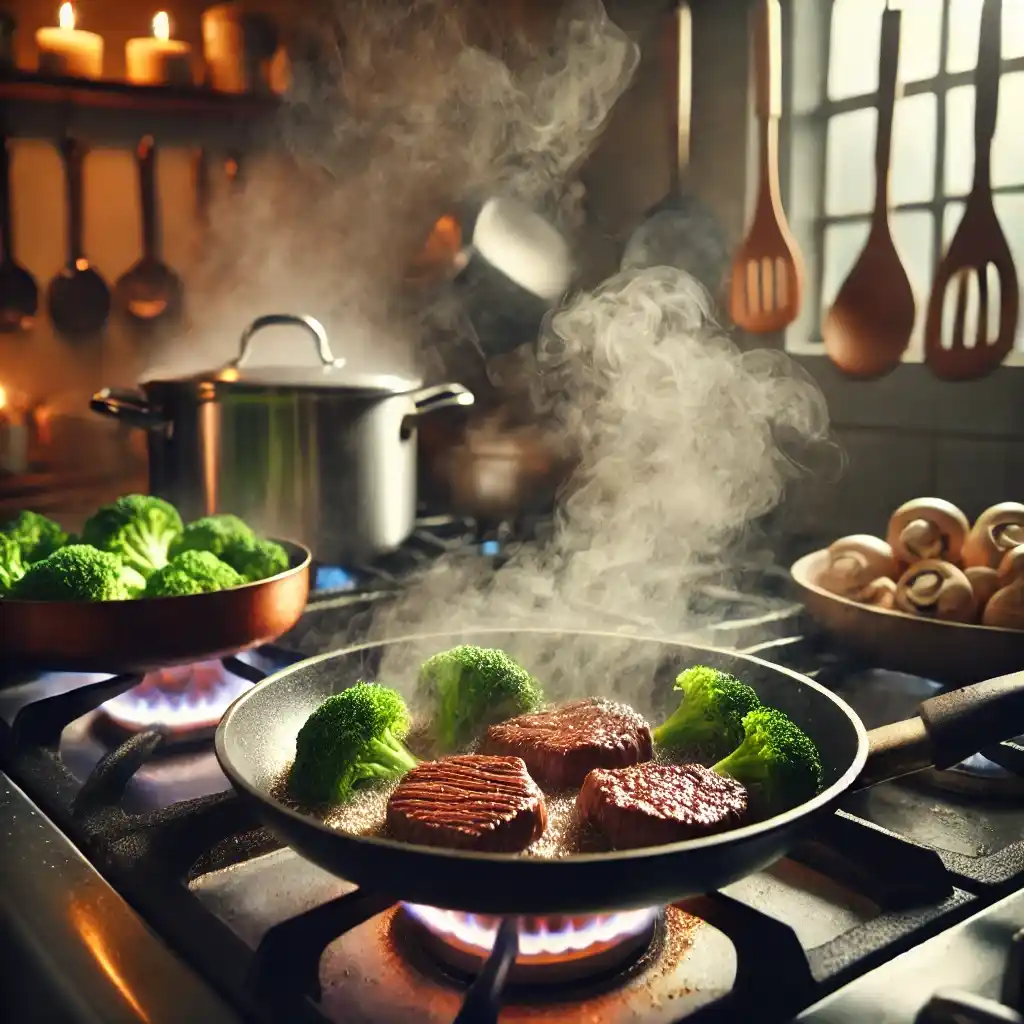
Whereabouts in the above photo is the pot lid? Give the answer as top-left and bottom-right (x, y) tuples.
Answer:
(156, 314), (422, 392)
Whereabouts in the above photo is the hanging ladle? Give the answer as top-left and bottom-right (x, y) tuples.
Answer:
(46, 136), (111, 339)
(0, 135), (38, 332)
(114, 136), (184, 327)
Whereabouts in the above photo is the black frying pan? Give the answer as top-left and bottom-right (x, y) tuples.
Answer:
(215, 628), (1024, 915)
(0, 539), (310, 678)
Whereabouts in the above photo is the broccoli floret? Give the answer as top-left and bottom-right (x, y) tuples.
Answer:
(418, 645), (544, 751)
(221, 536), (289, 582)
(13, 544), (141, 601)
(653, 665), (762, 763)
(169, 514), (256, 560)
(712, 707), (824, 813)
(0, 533), (27, 595)
(143, 550), (244, 597)
(2, 510), (70, 563)
(81, 494), (183, 578)
(288, 682), (419, 804)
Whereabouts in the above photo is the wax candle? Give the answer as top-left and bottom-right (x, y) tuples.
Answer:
(126, 12), (193, 87)
(36, 4), (103, 79)
(202, 3), (245, 93)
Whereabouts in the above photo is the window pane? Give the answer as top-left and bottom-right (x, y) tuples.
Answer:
(899, 0), (943, 82)
(1007, 0), (1024, 58)
(993, 73), (1024, 188)
(829, 0), (884, 99)
(947, 0), (982, 73)
(993, 194), (1024, 349)
(821, 220), (870, 313)
(942, 200), (966, 245)
(890, 210), (935, 350)
(945, 86), (975, 195)
(826, 108), (878, 215)
(891, 92), (937, 204)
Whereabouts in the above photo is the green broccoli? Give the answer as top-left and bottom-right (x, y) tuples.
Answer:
(13, 544), (144, 601)
(143, 550), (244, 597)
(169, 514), (256, 560)
(288, 682), (419, 804)
(712, 707), (824, 814)
(81, 494), (184, 578)
(418, 645), (544, 752)
(0, 533), (27, 595)
(2, 510), (70, 563)
(653, 665), (762, 763)
(221, 536), (289, 582)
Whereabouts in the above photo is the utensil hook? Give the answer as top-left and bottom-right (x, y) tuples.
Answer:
(233, 314), (345, 370)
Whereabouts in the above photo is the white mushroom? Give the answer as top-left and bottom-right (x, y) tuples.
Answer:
(962, 502), (1024, 569)
(982, 578), (1024, 631)
(816, 535), (898, 598)
(886, 498), (971, 567)
(850, 577), (897, 610)
(997, 545), (1024, 587)
(965, 566), (1001, 610)
(894, 559), (978, 623)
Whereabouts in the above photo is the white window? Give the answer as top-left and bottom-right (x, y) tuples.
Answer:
(784, 0), (1024, 364)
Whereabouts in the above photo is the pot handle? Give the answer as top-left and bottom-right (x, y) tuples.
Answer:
(410, 383), (476, 416)
(855, 670), (1024, 790)
(90, 388), (167, 430)
(234, 314), (345, 370)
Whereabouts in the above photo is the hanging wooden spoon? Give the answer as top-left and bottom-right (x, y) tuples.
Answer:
(46, 136), (111, 340)
(0, 135), (38, 332)
(114, 136), (184, 327)
(822, 7), (915, 378)
(728, 0), (804, 333)
(924, 0), (1019, 380)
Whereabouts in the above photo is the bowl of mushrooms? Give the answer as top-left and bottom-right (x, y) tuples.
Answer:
(790, 499), (1024, 686)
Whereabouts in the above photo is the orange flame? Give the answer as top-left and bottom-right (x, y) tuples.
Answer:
(152, 11), (170, 41)
(58, 2), (75, 30)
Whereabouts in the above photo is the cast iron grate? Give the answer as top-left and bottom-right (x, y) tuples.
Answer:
(0, 647), (993, 1024)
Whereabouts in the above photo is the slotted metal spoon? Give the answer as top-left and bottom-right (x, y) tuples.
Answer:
(924, 0), (1019, 381)
(728, 0), (804, 334)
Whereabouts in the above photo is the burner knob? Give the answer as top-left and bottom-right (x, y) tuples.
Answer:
(916, 990), (1024, 1024)
(1003, 929), (1024, 1011)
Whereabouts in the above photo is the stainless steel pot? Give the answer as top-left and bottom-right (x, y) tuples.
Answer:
(90, 313), (474, 565)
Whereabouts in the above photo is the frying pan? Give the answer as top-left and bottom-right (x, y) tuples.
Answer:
(792, 550), (1024, 686)
(0, 539), (310, 678)
(216, 628), (1024, 915)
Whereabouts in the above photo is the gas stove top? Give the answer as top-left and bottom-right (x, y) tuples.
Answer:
(1, 533), (1023, 1023)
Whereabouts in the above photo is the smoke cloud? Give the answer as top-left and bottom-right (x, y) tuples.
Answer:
(372, 267), (837, 707)
(145, 0), (639, 378)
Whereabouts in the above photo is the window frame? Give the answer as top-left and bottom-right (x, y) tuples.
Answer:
(782, 0), (1024, 367)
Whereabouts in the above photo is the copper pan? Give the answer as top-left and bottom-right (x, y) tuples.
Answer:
(791, 549), (1024, 686)
(0, 539), (311, 679)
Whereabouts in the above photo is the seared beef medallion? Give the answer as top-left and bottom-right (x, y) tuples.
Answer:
(386, 754), (547, 852)
(577, 762), (748, 849)
(480, 698), (653, 789)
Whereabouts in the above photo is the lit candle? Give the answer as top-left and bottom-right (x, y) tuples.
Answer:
(35, 4), (104, 80)
(126, 12), (193, 87)
(202, 3), (245, 93)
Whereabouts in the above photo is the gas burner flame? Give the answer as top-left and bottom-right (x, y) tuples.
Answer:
(100, 661), (252, 734)
(401, 904), (658, 962)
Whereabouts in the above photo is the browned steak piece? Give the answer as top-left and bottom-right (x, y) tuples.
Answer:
(577, 762), (748, 849)
(386, 754), (547, 853)
(480, 699), (653, 790)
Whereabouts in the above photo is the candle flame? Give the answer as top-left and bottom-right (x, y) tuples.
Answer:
(58, 3), (75, 30)
(152, 11), (170, 41)
(0, 385), (7, 411)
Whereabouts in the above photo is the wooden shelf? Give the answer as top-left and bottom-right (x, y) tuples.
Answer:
(0, 72), (281, 147)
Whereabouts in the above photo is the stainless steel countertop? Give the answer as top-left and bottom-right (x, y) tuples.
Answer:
(0, 770), (243, 1024)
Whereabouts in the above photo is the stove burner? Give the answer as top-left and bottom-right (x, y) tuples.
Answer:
(99, 661), (253, 735)
(314, 565), (360, 593)
(398, 904), (661, 986)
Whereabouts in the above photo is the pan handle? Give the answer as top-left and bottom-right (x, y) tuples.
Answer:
(856, 670), (1024, 790)
(90, 388), (167, 430)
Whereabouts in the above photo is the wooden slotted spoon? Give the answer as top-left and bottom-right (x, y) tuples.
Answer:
(823, 7), (916, 378)
(728, 0), (804, 334)
(924, 0), (1019, 381)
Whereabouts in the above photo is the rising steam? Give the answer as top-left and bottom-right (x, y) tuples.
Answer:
(373, 267), (835, 705)
(146, 0), (638, 378)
